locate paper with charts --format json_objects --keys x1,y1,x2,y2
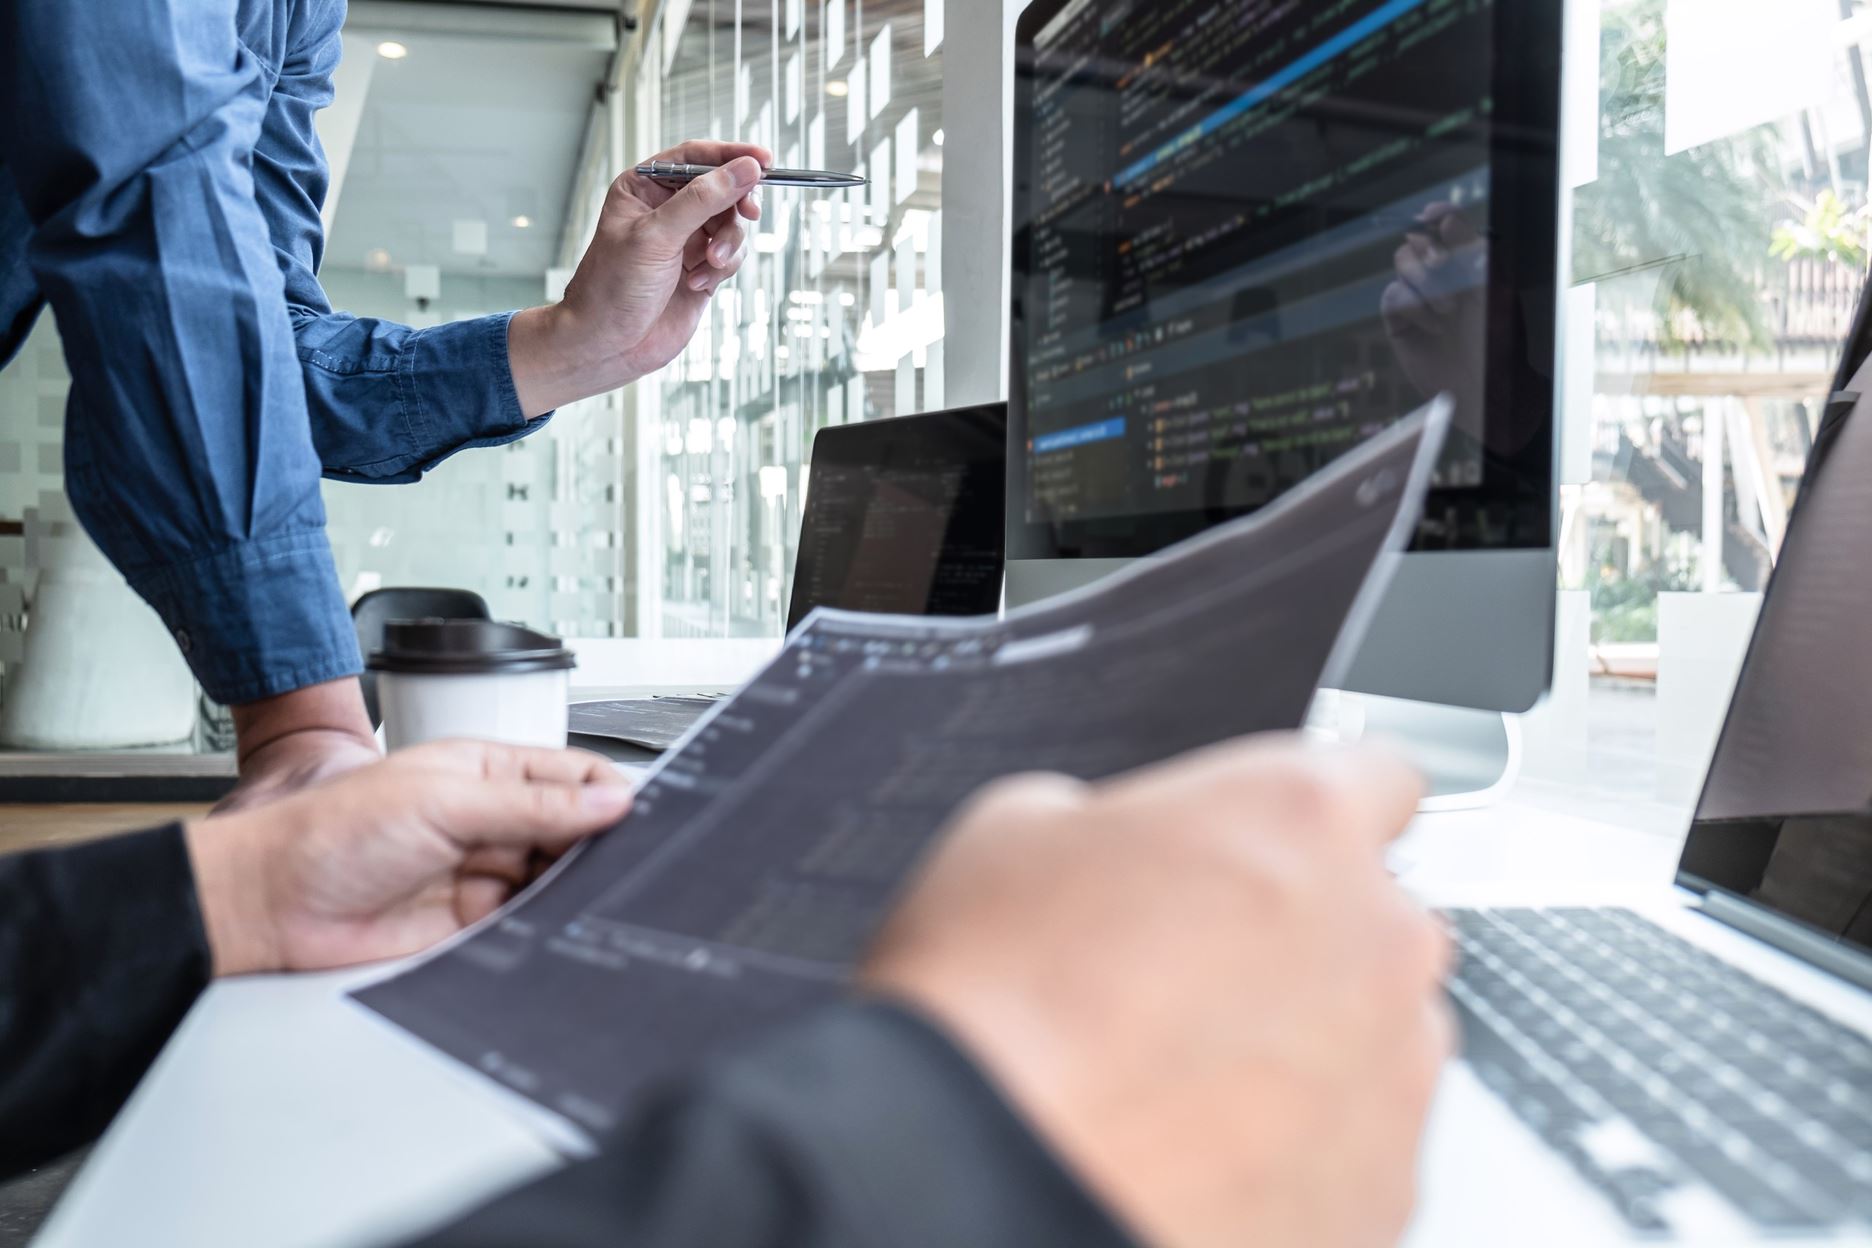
[{"x1": 354, "y1": 399, "x2": 1451, "y2": 1140}]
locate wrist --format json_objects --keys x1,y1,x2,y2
[
  {"x1": 230, "y1": 677, "x2": 374, "y2": 767},
  {"x1": 864, "y1": 975, "x2": 1153, "y2": 1240},
  {"x1": 184, "y1": 814, "x2": 285, "y2": 977},
  {"x1": 508, "y1": 301, "x2": 643, "y2": 417}
]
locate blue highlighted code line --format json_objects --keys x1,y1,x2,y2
[
  {"x1": 1033, "y1": 417, "x2": 1128, "y2": 454},
  {"x1": 1114, "y1": 0, "x2": 1428, "y2": 190}
]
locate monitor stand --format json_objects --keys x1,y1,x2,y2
[{"x1": 1313, "y1": 692, "x2": 1521, "y2": 811}]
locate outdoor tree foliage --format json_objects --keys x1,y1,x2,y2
[
  {"x1": 1572, "y1": 0, "x2": 1784, "y2": 351},
  {"x1": 1771, "y1": 189, "x2": 1872, "y2": 270}
]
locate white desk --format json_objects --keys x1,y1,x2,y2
[{"x1": 33, "y1": 783, "x2": 1692, "y2": 1248}]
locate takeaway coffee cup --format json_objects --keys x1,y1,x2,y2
[{"x1": 369, "y1": 620, "x2": 575, "y2": 752}]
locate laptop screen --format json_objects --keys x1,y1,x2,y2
[
  {"x1": 1676, "y1": 365, "x2": 1872, "y2": 953},
  {"x1": 786, "y1": 404, "x2": 1007, "y2": 632}
]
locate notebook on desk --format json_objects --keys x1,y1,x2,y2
[{"x1": 570, "y1": 404, "x2": 1008, "y2": 754}]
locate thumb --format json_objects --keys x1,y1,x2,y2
[
  {"x1": 648, "y1": 157, "x2": 763, "y2": 248},
  {"x1": 434, "y1": 777, "x2": 633, "y2": 853}
]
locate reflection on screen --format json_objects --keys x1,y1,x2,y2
[
  {"x1": 1679, "y1": 388, "x2": 1872, "y2": 950},
  {"x1": 1017, "y1": 0, "x2": 1501, "y2": 529}
]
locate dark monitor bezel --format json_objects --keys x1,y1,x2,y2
[
  {"x1": 787, "y1": 402, "x2": 1009, "y2": 632},
  {"x1": 1006, "y1": 0, "x2": 1564, "y2": 562}
]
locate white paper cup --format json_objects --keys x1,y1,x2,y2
[{"x1": 369, "y1": 620, "x2": 574, "y2": 752}]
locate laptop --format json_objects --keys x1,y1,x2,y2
[
  {"x1": 782, "y1": 401, "x2": 1007, "y2": 633},
  {"x1": 1411, "y1": 353, "x2": 1872, "y2": 1244},
  {"x1": 569, "y1": 403, "x2": 1008, "y2": 753}
]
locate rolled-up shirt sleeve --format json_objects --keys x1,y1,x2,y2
[
  {"x1": 259, "y1": 0, "x2": 552, "y2": 485},
  {"x1": 0, "y1": 0, "x2": 359, "y2": 705}
]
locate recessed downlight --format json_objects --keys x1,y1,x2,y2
[{"x1": 376, "y1": 40, "x2": 409, "y2": 60}]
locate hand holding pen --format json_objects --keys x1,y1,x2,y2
[
  {"x1": 509, "y1": 141, "x2": 774, "y2": 414},
  {"x1": 509, "y1": 138, "x2": 854, "y2": 422},
  {"x1": 617, "y1": 142, "x2": 775, "y2": 293},
  {"x1": 637, "y1": 161, "x2": 867, "y2": 190}
]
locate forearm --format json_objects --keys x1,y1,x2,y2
[
  {"x1": 229, "y1": 678, "x2": 370, "y2": 760},
  {"x1": 0, "y1": 827, "x2": 211, "y2": 1179},
  {"x1": 217, "y1": 677, "x2": 381, "y2": 803},
  {"x1": 294, "y1": 310, "x2": 552, "y2": 482},
  {"x1": 410, "y1": 1002, "x2": 1136, "y2": 1248},
  {"x1": 293, "y1": 300, "x2": 624, "y2": 472},
  {"x1": 507, "y1": 303, "x2": 643, "y2": 419}
]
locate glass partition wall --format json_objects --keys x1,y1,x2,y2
[
  {"x1": 1554, "y1": 0, "x2": 1872, "y2": 805},
  {"x1": 631, "y1": 0, "x2": 947, "y2": 638}
]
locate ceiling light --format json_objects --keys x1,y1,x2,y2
[
  {"x1": 376, "y1": 40, "x2": 409, "y2": 60},
  {"x1": 933, "y1": 129, "x2": 945, "y2": 147},
  {"x1": 826, "y1": 79, "x2": 850, "y2": 97},
  {"x1": 511, "y1": 215, "x2": 532, "y2": 229},
  {"x1": 365, "y1": 247, "x2": 392, "y2": 271}
]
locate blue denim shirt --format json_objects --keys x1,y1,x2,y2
[{"x1": 0, "y1": 0, "x2": 550, "y2": 705}]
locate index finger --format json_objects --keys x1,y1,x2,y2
[
  {"x1": 487, "y1": 743, "x2": 627, "y2": 789},
  {"x1": 417, "y1": 740, "x2": 630, "y2": 790},
  {"x1": 653, "y1": 140, "x2": 774, "y2": 171}
]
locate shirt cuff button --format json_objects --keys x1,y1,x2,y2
[{"x1": 173, "y1": 628, "x2": 192, "y2": 653}]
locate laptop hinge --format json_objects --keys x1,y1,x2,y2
[{"x1": 1697, "y1": 891, "x2": 1872, "y2": 995}]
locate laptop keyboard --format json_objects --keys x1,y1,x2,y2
[{"x1": 1448, "y1": 907, "x2": 1872, "y2": 1236}]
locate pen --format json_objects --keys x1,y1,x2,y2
[{"x1": 636, "y1": 161, "x2": 867, "y2": 190}]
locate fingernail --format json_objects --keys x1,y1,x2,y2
[
  {"x1": 711, "y1": 241, "x2": 731, "y2": 264},
  {"x1": 689, "y1": 272, "x2": 709, "y2": 290},
  {"x1": 731, "y1": 157, "x2": 761, "y2": 189},
  {"x1": 581, "y1": 784, "x2": 632, "y2": 814}
]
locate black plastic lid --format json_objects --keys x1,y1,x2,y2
[{"x1": 367, "y1": 619, "x2": 576, "y2": 676}]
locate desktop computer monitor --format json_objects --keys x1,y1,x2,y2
[{"x1": 1007, "y1": 0, "x2": 1564, "y2": 714}]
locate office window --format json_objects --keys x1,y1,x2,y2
[
  {"x1": 1552, "y1": 0, "x2": 1872, "y2": 801},
  {"x1": 315, "y1": 12, "x2": 627, "y2": 643},
  {"x1": 633, "y1": 0, "x2": 947, "y2": 638}
]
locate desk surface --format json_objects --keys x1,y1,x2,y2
[
  {"x1": 0, "y1": 804, "x2": 208, "y2": 855},
  {"x1": 34, "y1": 784, "x2": 1694, "y2": 1248}
]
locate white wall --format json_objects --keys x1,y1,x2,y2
[{"x1": 939, "y1": 0, "x2": 1023, "y2": 407}]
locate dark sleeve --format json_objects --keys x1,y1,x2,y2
[
  {"x1": 0, "y1": 825, "x2": 211, "y2": 1180},
  {"x1": 412, "y1": 1002, "x2": 1139, "y2": 1248}
]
